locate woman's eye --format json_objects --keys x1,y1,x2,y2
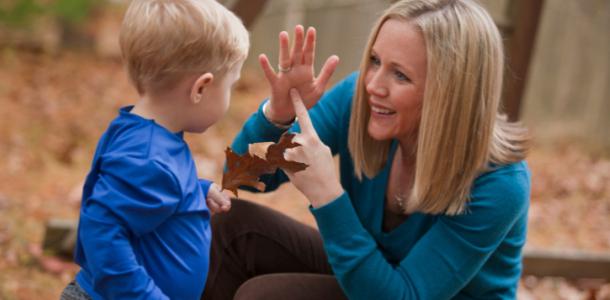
[
  {"x1": 370, "y1": 55, "x2": 380, "y2": 66},
  {"x1": 394, "y1": 70, "x2": 410, "y2": 82}
]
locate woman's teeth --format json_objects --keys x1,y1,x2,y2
[{"x1": 371, "y1": 106, "x2": 395, "y2": 115}]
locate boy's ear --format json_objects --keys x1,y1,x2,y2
[{"x1": 191, "y1": 73, "x2": 214, "y2": 104}]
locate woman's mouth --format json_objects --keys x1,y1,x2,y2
[{"x1": 370, "y1": 105, "x2": 396, "y2": 116}]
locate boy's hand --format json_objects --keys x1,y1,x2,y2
[
  {"x1": 206, "y1": 183, "x2": 231, "y2": 215},
  {"x1": 259, "y1": 25, "x2": 340, "y2": 124}
]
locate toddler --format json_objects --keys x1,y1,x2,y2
[{"x1": 60, "y1": 0, "x2": 249, "y2": 299}]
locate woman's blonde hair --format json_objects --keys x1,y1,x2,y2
[
  {"x1": 348, "y1": 0, "x2": 529, "y2": 215},
  {"x1": 119, "y1": 0, "x2": 249, "y2": 94}
]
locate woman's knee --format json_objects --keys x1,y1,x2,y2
[
  {"x1": 234, "y1": 273, "x2": 347, "y2": 300},
  {"x1": 234, "y1": 274, "x2": 291, "y2": 300}
]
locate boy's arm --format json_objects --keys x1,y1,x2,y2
[
  {"x1": 79, "y1": 156, "x2": 180, "y2": 299},
  {"x1": 79, "y1": 213, "x2": 170, "y2": 299}
]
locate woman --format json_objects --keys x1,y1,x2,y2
[{"x1": 203, "y1": 0, "x2": 530, "y2": 299}]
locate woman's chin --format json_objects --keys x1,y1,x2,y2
[{"x1": 367, "y1": 125, "x2": 392, "y2": 141}]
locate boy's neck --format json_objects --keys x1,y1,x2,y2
[{"x1": 131, "y1": 93, "x2": 185, "y2": 133}]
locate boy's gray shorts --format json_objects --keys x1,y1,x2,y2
[{"x1": 60, "y1": 281, "x2": 92, "y2": 300}]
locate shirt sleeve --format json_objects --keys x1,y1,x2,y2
[
  {"x1": 310, "y1": 167, "x2": 530, "y2": 300},
  {"x1": 199, "y1": 179, "x2": 213, "y2": 199},
  {"x1": 79, "y1": 155, "x2": 182, "y2": 299}
]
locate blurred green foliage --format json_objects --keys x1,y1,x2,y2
[{"x1": 0, "y1": 0, "x2": 99, "y2": 27}]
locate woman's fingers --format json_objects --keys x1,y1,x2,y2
[
  {"x1": 303, "y1": 27, "x2": 316, "y2": 66},
  {"x1": 283, "y1": 146, "x2": 300, "y2": 164},
  {"x1": 291, "y1": 25, "x2": 305, "y2": 65},
  {"x1": 279, "y1": 31, "x2": 291, "y2": 69},
  {"x1": 290, "y1": 89, "x2": 318, "y2": 138},
  {"x1": 258, "y1": 54, "x2": 276, "y2": 83},
  {"x1": 315, "y1": 55, "x2": 340, "y2": 90}
]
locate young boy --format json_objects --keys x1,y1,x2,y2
[{"x1": 60, "y1": 0, "x2": 249, "y2": 299}]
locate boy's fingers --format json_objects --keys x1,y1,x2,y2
[
  {"x1": 303, "y1": 27, "x2": 316, "y2": 66},
  {"x1": 291, "y1": 25, "x2": 305, "y2": 64},
  {"x1": 258, "y1": 54, "x2": 276, "y2": 82},
  {"x1": 289, "y1": 89, "x2": 317, "y2": 137},
  {"x1": 219, "y1": 193, "x2": 232, "y2": 207},
  {"x1": 315, "y1": 55, "x2": 340, "y2": 89},
  {"x1": 207, "y1": 198, "x2": 220, "y2": 212},
  {"x1": 279, "y1": 31, "x2": 291, "y2": 69}
]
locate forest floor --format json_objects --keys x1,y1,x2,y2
[{"x1": 0, "y1": 50, "x2": 609, "y2": 299}]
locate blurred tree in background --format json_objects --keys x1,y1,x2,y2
[
  {"x1": 0, "y1": 0, "x2": 119, "y2": 53},
  {"x1": 0, "y1": 0, "x2": 98, "y2": 28}
]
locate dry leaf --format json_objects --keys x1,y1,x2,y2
[
  {"x1": 266, "y1": 133, "x2": 308, "y2": 173},
  {"x1": 248, "y1": 142, "x2": 273, "y2": 159},
  {"x1": 222, "y1": 148, "x2": 275, "y2": 197},
  {"x1": 222, "y1": 133, "x2": 308, "y2": 196}
]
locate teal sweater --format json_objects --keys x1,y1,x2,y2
[{"x1": 231, "y1": 73, "x2": 530, "y2": 299}]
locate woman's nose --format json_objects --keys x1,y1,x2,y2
[{"x1": 365, "y1": 71, "x2": 388, "y2": 98}]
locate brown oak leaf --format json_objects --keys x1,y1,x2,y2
[
  {"x1": 266, "y1": 133, "x2": 308, "y2": 173},
  {"x1": 222, "y1": 133, "x2": 308, "y2": 197},
  {"x1": 222, "y1": 148, "x2": 275, "y2": 197}
]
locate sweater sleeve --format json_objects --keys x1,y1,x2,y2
[
  {"x1": 310, "y1": 166, "x2": 530, "y2": 300},
  {"x1": 79, "y1": 155, "x2": 182, "y2": 299}
]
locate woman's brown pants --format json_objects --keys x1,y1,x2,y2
[{"x1": 201, "y1": 199, "x2": 348, "y2": 300}]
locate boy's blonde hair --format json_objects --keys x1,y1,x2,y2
[
  {"x1": 348, "y1": 0, "x2": 529, "y2": 215},
  {"x1": 119, "y1": 0, "x2": 249, "y2": 94}
]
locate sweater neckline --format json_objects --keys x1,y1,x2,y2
[
  {"x1": 375, "y1": 140, "x2": 422, "y2": 239},
  {"x1": 119, "y1": 105, "x2": 185, "y2": 141}
]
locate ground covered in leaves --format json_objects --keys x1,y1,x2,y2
[{"x1": 0, "y1": 50, "x2": 608, "y2": 299}]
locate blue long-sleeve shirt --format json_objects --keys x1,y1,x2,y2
[
  {"x1": 74, "y1": 106, "x2": 212, "y2": 300},
  {"x1": 231, "y1": 73, "x2": 531, "y2": 299}
]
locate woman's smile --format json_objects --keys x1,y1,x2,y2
[{"x1": 370, "y1": 102, "x2": 397, "y2": 116}]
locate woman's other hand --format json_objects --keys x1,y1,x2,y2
[
  {"x1": 259, "y1": 25, "x2": 340, "y2": 124},
  {"x1": 282, "y1": 89, "x2": 344, "y2": 208},
  {"x1": 206, "y1": 183, "x2": 232, "y2": 215}
]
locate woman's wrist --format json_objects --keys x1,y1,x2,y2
[
  {"x1": 263, "y1": 101, "x2": 295, "y2": 128},
  {"x1": 309, "y1": 183, "x2": 344, "y2": 208}
]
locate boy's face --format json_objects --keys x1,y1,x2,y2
[{"x1": 190, "y1": 61, "x2": 243, "y2": 132}]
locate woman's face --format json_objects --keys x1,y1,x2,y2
[{"x1": 364, "y1": 19, "x2": 427, "y2": 143}]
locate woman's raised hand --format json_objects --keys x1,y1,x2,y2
[
  {"x1": 282, "y1": 89, "x2": 344, "y2": 208},
  {"x1": 259, "y1": 25, "x2": 340, "y2": 124}
]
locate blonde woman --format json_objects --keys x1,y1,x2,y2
[{"x1": 203, "y1": 0, "x2": 530, "y2": 299}]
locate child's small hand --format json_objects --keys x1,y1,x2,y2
[{"x1": 206, "y1": 183, "x2": 232, "y2": 215}]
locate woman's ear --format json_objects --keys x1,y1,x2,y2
[{"x1": 191, "y1": 73, "x2": 214, "y2": 104}]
